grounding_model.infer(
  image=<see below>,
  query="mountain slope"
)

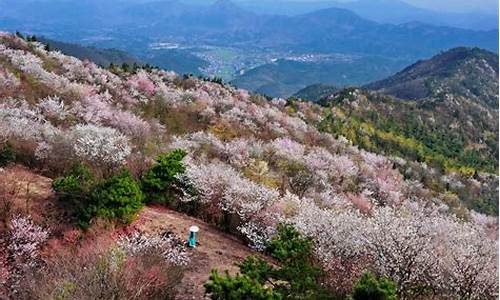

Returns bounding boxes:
[291,47,499,212]
[365,47,499,107]
[316,87,498,214]
[0,32,497,299]
[0,164,263,300]
[292,83,338,102]
[231,55,407,97]
[39,37,142,67]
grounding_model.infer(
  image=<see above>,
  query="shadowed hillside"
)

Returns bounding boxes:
[365,47,499,107]
[38,37,143,67]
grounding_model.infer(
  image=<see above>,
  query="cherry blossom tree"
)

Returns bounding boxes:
[37,96,68,122]
[4,215,49,296]
[128,70,156,97]
[0,68,20,92]
[434,217,498,299]
[182,160,279,223]
[269,137,305,162]
[70,124,131,167]
[361,204,441,298]
[0,100,58,144]
[288,196,367,291]
[119,231,190,266]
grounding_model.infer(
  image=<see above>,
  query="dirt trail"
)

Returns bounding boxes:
[133,206,258,300]
[1,166,259,299]
[0,165,57,225]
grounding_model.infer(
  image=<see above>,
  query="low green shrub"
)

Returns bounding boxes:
[205,270,282,300]
[141,149,187,205]
[0,144,16,167]
[205,224,339,300]
[265,224,326,299]
[52,164,95,225]
[52,164,94,201]
[88,170,144,224]
[350,272,398,300]
[54,166,144,226]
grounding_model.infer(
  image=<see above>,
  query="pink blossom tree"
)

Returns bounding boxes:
[4,215,49,296]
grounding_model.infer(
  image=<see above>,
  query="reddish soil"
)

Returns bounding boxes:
[0,165,58,227]
[133,206,259,299]
[1,165,260,300]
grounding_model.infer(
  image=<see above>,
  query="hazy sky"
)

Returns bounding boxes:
[252,0,499,13]
[401,0,498,13]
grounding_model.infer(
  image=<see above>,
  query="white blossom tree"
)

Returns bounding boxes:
[70,124,131,168]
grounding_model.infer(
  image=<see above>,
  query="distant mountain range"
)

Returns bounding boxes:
[237,0,498,31]
[1,0,497,54]
[227,5,497,97]
[329,0,498,30]
[113,1,498,57]
[2,0,497,97]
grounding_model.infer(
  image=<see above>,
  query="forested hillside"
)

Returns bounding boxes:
[316,88,498,214]
[0,33,497,300]
[293,47,499,214]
